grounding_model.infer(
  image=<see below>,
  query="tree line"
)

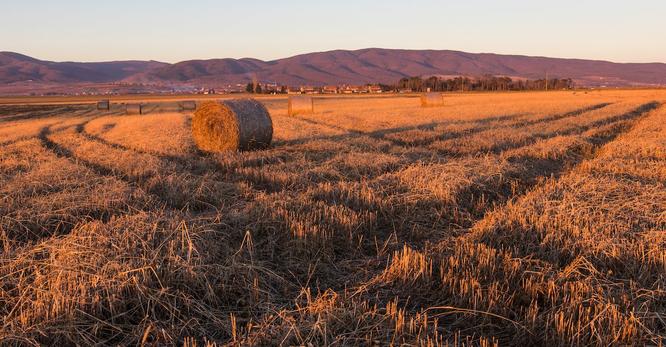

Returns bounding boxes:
[241,74,574,94]
[396,75,574,92]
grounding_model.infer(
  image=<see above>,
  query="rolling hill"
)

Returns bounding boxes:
[0,52,167,84]
[2,49,666,88]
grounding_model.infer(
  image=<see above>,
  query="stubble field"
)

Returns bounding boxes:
[0,90,665,346]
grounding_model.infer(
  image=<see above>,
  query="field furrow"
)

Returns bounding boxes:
[1,91,664,346]
[38,125,245,212]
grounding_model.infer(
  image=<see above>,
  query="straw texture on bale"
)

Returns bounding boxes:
[420,93,445,107]
[288,96,314,116]
[97,100,110,110]
[179,100,197,111]
[125,103,143,115]
[192,99,273,152]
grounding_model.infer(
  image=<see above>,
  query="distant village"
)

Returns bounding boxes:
[195,83,393,95]
[26,75,581,97]
[39,82,400,97]
[193,74,577,95]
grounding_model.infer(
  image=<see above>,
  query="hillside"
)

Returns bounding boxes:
[2,49,666,88]
[0,52,167,84]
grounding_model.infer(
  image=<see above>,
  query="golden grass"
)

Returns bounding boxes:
[0,90,664,345]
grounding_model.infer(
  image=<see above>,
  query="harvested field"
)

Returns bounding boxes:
[0,90,664,346]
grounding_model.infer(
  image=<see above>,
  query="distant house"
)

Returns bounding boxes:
[367,85,383,93]
[223,84,245,93]
[263,83,280,93]
[340,85,364,94]
[300,86,318,94]
[287,87,301,94]
[198,88,217,95]
[352,86,365,93]
[322,85,338,94]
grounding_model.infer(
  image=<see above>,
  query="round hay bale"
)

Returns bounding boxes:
[192,99,273,152]
[125,103,144,115]
[179,100,197,111]
[420,93,444,107]
[97,100,110,110]
[288,95,314,116]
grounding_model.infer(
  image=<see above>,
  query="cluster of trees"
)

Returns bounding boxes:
[396,75,574,92]
[242,75,574,94]
[246,83,265,93]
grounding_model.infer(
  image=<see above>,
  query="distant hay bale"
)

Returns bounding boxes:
[288,96,314,116]
[97,100,110,110]
[125,103,144,115]
[192,99,273,152]
[420,93,444,107]
[179,100,197,111]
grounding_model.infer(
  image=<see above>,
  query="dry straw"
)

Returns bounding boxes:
[179,100,197,111]
[192,99,273,152]
[288,96,314,116]
[421,93,445,107]
[97,100,110,111]
[125,103,144,115]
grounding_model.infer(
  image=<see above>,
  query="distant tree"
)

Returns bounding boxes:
[408,76,424,91]
[398,77,410,89]
[246,83,254,93]
[378,83,394,92]
[251,75,259,93]
[424,76,439,92]
[391,75,574,92]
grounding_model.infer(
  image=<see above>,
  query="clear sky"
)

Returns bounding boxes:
[1,0,664,63]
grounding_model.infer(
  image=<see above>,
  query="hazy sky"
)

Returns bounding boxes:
[1,0,664,63]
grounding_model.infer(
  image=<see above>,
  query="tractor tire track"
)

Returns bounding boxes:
[38,125,176,210]
[308,102,659,246]
[279,103,611,148]
[246,103,651,196]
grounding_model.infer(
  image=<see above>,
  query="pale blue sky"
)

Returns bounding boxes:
[1,0,664,63]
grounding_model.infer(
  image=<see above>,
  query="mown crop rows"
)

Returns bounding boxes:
[0,91,664,346]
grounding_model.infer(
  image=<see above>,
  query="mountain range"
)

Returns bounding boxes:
[2,48,666,90]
